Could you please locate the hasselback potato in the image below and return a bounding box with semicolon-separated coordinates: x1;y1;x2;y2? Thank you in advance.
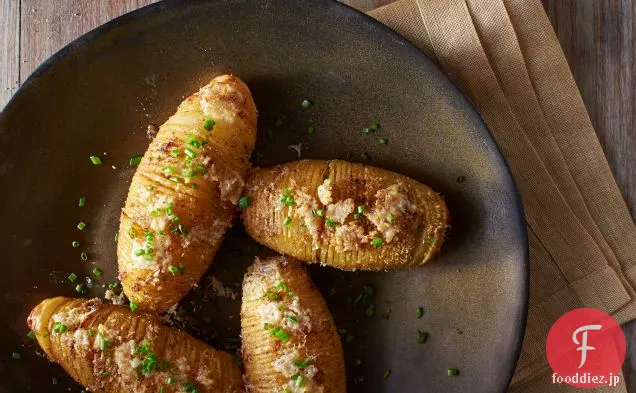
27;297;244;393
118;74;257;312
241;256;345;393
241;160;448;271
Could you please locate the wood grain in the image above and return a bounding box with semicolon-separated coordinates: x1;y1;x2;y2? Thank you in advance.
543;0;636;217
0;0;20;106
19;0;154;81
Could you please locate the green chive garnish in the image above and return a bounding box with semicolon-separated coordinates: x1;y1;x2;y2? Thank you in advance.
300;99;312;109
307;119;315;134
184;148;196;159
72;241;80;248
80;252;88;261
134;249;145;256
418;331;428;344
371;236;383;248
325;218;337;228
27;331;36;340
130;155;143;166
203;118;215;131
89;155;102;165
379;138;389;145
448;368;459;377
456;175;466;183
92;267;103;277
365;303;375;317
75;284;85;293
78;197;86;207
360;152;371;161
11;352;21;360
238;196;250;210
416;307;424;319
130;301;138;313
77;221;86;231
171;149;181;157
283;216;292;226
68;273;78;283
168;265;184;276
53;322;67;333
51;377;58;385
383;369;392;379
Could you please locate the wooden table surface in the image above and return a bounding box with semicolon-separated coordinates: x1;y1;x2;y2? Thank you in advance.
1;0;635;390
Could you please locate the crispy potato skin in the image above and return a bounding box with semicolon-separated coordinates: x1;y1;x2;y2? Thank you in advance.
241;257;345;393
242;160;449;271
118;75;257;312
27;297;244;393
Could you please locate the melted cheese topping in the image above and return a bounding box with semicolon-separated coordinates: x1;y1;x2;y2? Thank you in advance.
317;178;332;205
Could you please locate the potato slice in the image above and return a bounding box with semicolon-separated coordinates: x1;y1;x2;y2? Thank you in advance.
241;256;345;393
118;75;257;312
242;160;448;271
27;297;244;393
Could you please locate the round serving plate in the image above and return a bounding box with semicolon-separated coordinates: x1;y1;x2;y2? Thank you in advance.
0;0;527;392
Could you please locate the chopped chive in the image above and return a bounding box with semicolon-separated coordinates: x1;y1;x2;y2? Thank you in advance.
68;273;78;283
108;282;119;290
315;209;326;217
288;315;298;324
72;241;80;248
448;368;459;377
388;213;395;224
77;221;86;231
80;252;88;261
283;216;292;226
78;197;86;207
362;127;372;135
337;328;348;335
381;308;392;319
360;152;371;161
130;155;143;166
27;331;36;340
129;301;138;313
166;376;175;384
300;99;312;109
365;303;375;317
418;331;428;344
357;205;365;214
85;277;94;288
75;284;85;293
371;236;383;248
354;212;363;220
184;148;196;159
92;267;103;277
134;249;145;256
416;307;424;319
370;121;380;130
52;322;67;333
89;155;102;165
379;138;389;145
171;149;181;157
203;118;216;131
97;334;110;351
168;265;185;276
383;369;392;379
11;352;21;360
295;374;305;388
456;175;466;183
307;119;315;134
325;218;337;228
51;377;57;385
345;334;355;343
238;196;250;210
177;224;189;235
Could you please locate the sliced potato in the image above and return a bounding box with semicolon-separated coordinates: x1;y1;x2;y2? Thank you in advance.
118;75;257;312
27;297;244;393
242;160;448;271
241;256;345;393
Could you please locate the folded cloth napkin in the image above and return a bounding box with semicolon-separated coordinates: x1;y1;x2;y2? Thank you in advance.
367;0;636;391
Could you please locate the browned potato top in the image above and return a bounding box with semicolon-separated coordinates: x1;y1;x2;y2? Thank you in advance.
242;160;449;271
118;74;257;312
27;297;244;393
241;256;345;393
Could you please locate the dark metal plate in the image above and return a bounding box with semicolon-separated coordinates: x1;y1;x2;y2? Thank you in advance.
0;1;528;392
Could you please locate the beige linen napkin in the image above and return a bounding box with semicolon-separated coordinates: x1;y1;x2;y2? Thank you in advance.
368;0;636;391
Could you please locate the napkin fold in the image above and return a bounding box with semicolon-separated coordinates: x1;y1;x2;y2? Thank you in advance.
369;0;636;391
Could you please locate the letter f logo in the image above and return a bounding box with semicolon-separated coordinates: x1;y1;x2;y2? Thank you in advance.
572;325;602;368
